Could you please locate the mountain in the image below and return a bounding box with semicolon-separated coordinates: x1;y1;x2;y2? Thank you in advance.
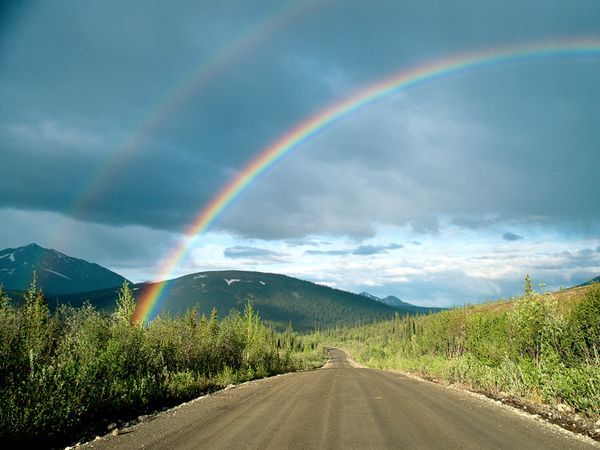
579;275;600;287
0;243;128;295
359;291;443;314
54;270;404;331
359;291;381;302
381;295;408;306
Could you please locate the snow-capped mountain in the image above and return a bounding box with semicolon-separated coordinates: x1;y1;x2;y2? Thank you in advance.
359;291;381;302
0;243;128;295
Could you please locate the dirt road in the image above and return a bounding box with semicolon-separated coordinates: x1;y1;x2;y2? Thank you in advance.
84;348;597;449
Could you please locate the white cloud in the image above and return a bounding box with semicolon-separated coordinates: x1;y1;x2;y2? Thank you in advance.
181;223;599;306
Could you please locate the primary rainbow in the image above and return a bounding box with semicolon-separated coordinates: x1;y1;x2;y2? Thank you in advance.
134;37;600;323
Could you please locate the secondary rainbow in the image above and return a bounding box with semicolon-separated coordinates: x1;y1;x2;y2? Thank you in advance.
51;0;320;256
65;0;318;218
134;37;600;323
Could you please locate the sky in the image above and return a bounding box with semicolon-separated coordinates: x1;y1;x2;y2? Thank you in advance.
1;0;599;307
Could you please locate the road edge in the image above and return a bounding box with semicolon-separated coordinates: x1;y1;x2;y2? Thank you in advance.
72;360;328;449
337;347;600;447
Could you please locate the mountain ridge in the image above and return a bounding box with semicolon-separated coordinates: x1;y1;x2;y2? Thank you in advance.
360;291;443;313
1;244;440;330
53;270;405;331
579;275;600;287
0;243;128;295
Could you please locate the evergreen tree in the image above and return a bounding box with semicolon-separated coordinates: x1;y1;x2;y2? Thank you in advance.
23;270;39;310
524;274;534;297
208;307;219;336
186;304;199;329
23;271;49;323
115;280;136;325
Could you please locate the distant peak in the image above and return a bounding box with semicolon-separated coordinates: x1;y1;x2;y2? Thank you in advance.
359;291;381;300
25;243;42;249
383;295;406;304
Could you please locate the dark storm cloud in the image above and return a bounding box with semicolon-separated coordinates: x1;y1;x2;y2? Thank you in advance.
502;232;523;241
1;0;599;241
0;0;339;232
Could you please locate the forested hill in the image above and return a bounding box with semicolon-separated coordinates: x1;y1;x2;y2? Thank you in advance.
51;270;402;331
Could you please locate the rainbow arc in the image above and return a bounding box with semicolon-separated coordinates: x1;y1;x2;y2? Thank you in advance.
134;38;600;323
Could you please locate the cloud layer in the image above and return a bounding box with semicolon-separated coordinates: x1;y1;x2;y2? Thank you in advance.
2;1;599;239
1;1;598;303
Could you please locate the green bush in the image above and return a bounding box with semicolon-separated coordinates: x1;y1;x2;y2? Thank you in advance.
0;281;324;445
567;283;600;362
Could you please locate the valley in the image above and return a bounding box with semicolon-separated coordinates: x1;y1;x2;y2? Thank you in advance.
0;243;598;446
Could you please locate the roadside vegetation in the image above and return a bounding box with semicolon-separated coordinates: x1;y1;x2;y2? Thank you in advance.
0;276;325;446
321;278;600;419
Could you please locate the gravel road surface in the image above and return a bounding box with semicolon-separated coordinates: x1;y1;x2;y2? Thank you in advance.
83;347;598;449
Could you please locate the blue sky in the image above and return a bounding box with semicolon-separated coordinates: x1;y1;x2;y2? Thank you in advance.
1;1;599;306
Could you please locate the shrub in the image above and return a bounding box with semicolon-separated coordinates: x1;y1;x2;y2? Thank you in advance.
0;279;321;445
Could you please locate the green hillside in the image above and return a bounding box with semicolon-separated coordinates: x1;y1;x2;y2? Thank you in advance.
579;275;600;286
50;270;418;331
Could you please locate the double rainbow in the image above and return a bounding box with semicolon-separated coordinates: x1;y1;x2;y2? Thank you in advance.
134;37;600;323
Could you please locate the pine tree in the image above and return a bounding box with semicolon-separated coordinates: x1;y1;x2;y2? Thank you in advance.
23;271;49;322
23;270;39;310
524;274;534;297
22;272;50;374
115;281;136;325
186;304;199;329
208;307;219;336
